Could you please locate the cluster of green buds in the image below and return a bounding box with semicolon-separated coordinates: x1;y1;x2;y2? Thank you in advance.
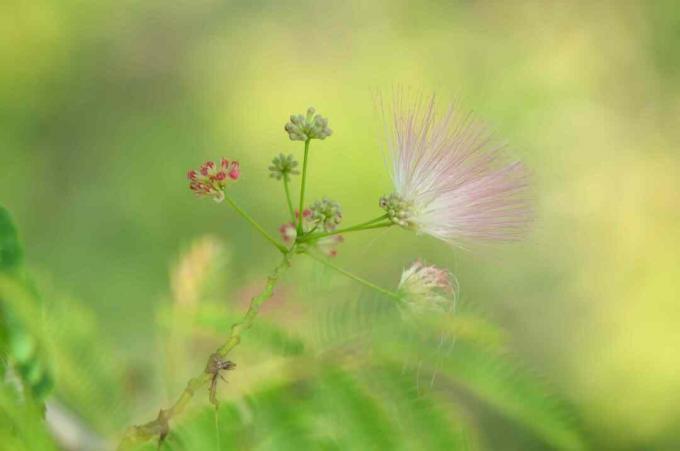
379;193;415;228
268;154;299;180
284;107;332;141
309;198;342;231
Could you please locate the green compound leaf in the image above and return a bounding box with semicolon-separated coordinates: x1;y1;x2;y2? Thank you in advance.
0;205;23;272
0;204;53;402
400;338;586;451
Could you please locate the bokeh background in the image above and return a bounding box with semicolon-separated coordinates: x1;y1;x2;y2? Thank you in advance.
2;0;680;449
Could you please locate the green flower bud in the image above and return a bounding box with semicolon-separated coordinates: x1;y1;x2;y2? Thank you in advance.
284;107;333;141
379;193;415;228
309;197;342;231
269;153;300;180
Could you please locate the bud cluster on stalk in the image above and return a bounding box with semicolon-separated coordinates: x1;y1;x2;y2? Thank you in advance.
379;193;414;228
284;107;332;141
269;154;300;180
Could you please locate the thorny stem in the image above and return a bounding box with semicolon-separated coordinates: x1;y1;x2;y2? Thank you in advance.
224;194;287;253
297;139;311;236
299;215;392;242
118;256;291;450
305;251;402;301
283;175;296;223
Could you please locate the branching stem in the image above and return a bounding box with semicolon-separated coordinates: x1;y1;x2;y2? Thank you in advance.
299;215;392;242
118;256;290;450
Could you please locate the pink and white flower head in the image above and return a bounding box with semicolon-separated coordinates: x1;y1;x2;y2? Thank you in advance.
187;158;240;202
398;260;456;315
380;94;531;247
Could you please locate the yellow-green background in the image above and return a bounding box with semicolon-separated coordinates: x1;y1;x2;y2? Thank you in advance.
2;0;679;449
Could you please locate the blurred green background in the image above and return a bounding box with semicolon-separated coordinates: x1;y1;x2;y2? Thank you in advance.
2;0;680;449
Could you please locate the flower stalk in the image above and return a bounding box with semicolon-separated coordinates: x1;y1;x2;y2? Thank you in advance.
297;139;311;236
283;175;296;222
298;214;391;242
224;194;287;253
305;251;401;301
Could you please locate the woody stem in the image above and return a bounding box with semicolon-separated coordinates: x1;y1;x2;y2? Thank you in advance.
118;256;290;450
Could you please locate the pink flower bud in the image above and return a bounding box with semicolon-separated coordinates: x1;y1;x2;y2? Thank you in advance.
398;260;456;315
187;157;239;202
278;223;297;243
228;162;240;180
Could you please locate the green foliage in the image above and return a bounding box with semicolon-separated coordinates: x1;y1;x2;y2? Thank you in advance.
0;206;23;272
0;224;587;449
0;205;56;448
0;205;53;401
0;384;56;451
127;265;585;450
43;291;131;433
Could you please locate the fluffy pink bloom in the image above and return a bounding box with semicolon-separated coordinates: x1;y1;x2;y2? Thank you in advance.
380;94;531;246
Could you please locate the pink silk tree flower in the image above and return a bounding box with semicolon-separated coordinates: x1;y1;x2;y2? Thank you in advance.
379;94;531;247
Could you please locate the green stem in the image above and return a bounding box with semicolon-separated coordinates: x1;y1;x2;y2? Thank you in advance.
283;175;296;223
343;214;390;230
305;251;401;301
300;216;392;242
297;139;311;236
224;194;286;253
119;256;290;450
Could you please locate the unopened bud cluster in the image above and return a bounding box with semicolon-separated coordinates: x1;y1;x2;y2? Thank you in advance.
379;193;414;228
187;159;240;202
279;208;344;257
269;154;300;180
309;198;342;231
398;260;456;315
284;107;332;141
